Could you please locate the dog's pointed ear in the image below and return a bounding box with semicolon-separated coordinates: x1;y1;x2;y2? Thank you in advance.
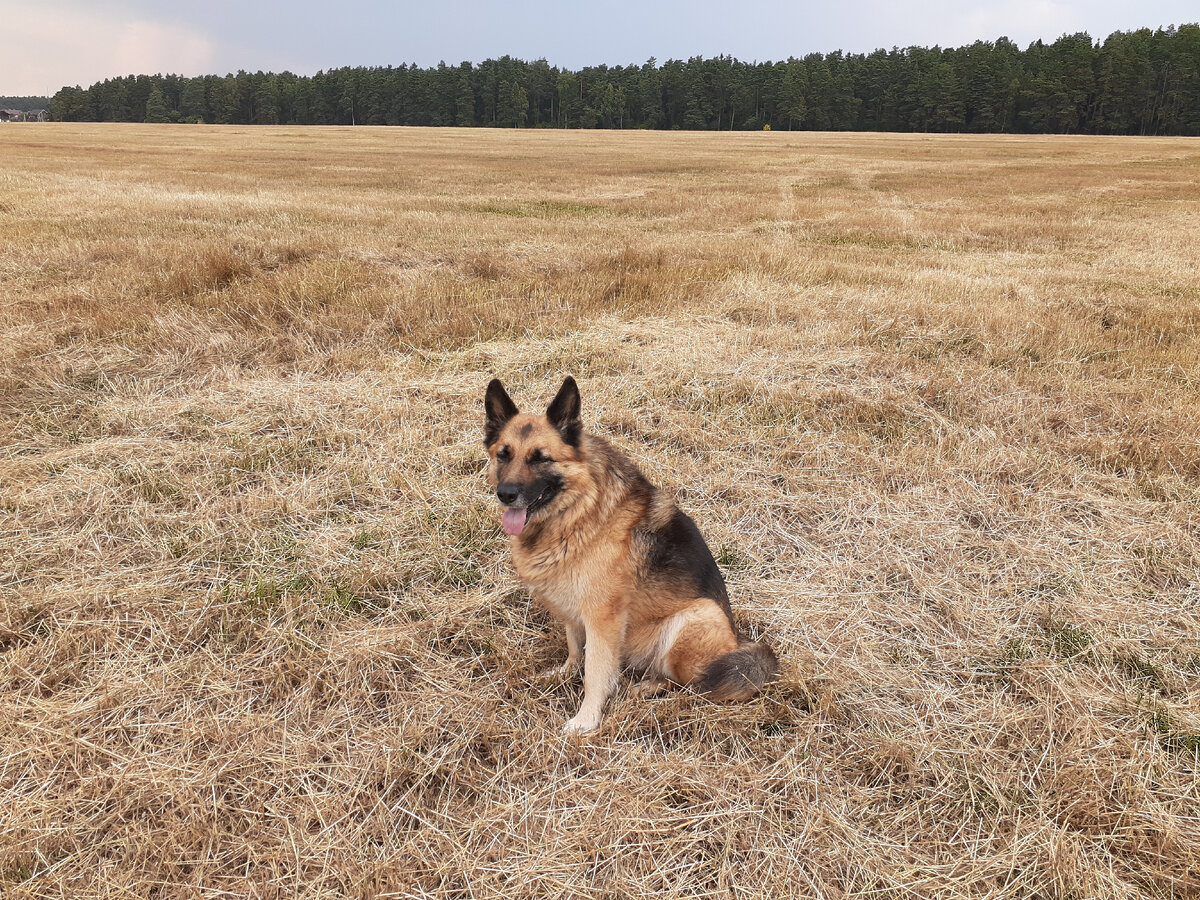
484;379;518;446
546;376;582;446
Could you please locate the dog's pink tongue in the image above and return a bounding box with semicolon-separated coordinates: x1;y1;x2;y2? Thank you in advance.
501;507;527;536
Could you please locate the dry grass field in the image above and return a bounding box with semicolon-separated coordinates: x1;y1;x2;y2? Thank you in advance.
1;123;1199;899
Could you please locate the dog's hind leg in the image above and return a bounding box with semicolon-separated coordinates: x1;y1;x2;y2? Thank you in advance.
662;599;739;686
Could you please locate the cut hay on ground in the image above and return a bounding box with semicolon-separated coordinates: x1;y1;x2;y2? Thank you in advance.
1;125;1198;898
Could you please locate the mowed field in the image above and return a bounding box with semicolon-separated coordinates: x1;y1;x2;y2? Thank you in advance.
1;124;1199;899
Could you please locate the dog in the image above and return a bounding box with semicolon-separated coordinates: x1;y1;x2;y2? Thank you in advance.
484;375;779;733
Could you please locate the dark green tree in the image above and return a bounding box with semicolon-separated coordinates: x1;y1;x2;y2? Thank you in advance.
636;59;664;128
49;86;92;121
779;59;808;129
455;66;475;126
143;84;170;123
254;75;280;124
179;78;207;121
498;80;528;127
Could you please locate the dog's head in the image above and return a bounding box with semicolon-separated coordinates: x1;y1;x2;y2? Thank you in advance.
483;376;583;537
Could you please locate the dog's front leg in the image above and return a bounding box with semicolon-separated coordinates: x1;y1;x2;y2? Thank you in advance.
563;613;622;734
563;621;584;674
537;621;583;682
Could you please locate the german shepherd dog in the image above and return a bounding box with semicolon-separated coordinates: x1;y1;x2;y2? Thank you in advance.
484;376;779;733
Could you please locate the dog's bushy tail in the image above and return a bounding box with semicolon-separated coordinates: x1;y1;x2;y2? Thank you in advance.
695;639;779;702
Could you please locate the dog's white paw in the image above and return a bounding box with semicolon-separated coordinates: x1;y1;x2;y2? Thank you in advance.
562;713;600;734
536;661;580;683
628;678;670;699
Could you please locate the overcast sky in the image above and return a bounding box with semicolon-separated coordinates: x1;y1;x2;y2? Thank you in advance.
3;0;1197;96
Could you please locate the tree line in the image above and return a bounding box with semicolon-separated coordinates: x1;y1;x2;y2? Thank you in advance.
48;25;1200;135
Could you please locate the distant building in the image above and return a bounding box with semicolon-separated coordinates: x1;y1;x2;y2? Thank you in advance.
0;109;48;122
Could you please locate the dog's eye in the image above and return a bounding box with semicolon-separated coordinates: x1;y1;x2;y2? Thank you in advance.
496;445;512;462
528;449;549;464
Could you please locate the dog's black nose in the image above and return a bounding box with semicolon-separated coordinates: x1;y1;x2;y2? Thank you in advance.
497;484;520;505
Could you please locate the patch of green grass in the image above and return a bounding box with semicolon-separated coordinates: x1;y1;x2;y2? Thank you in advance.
113;465;180;503
166;533;192;559
179;408;217;427
791;177;859;191
218;569;385;621
716;543;752;572
755;718;797;737
351;527;385;552
888;645;921;667
322;581;384;617
811;230;920;252
0;859;36;884
473;200;605;218
989;344;1044;369
1147;705;1200;756
22;404;97;445
222;572;312;613
971;637;1034;682
1038;614;1093;660
907;330;985;362
1114;651;1169;693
